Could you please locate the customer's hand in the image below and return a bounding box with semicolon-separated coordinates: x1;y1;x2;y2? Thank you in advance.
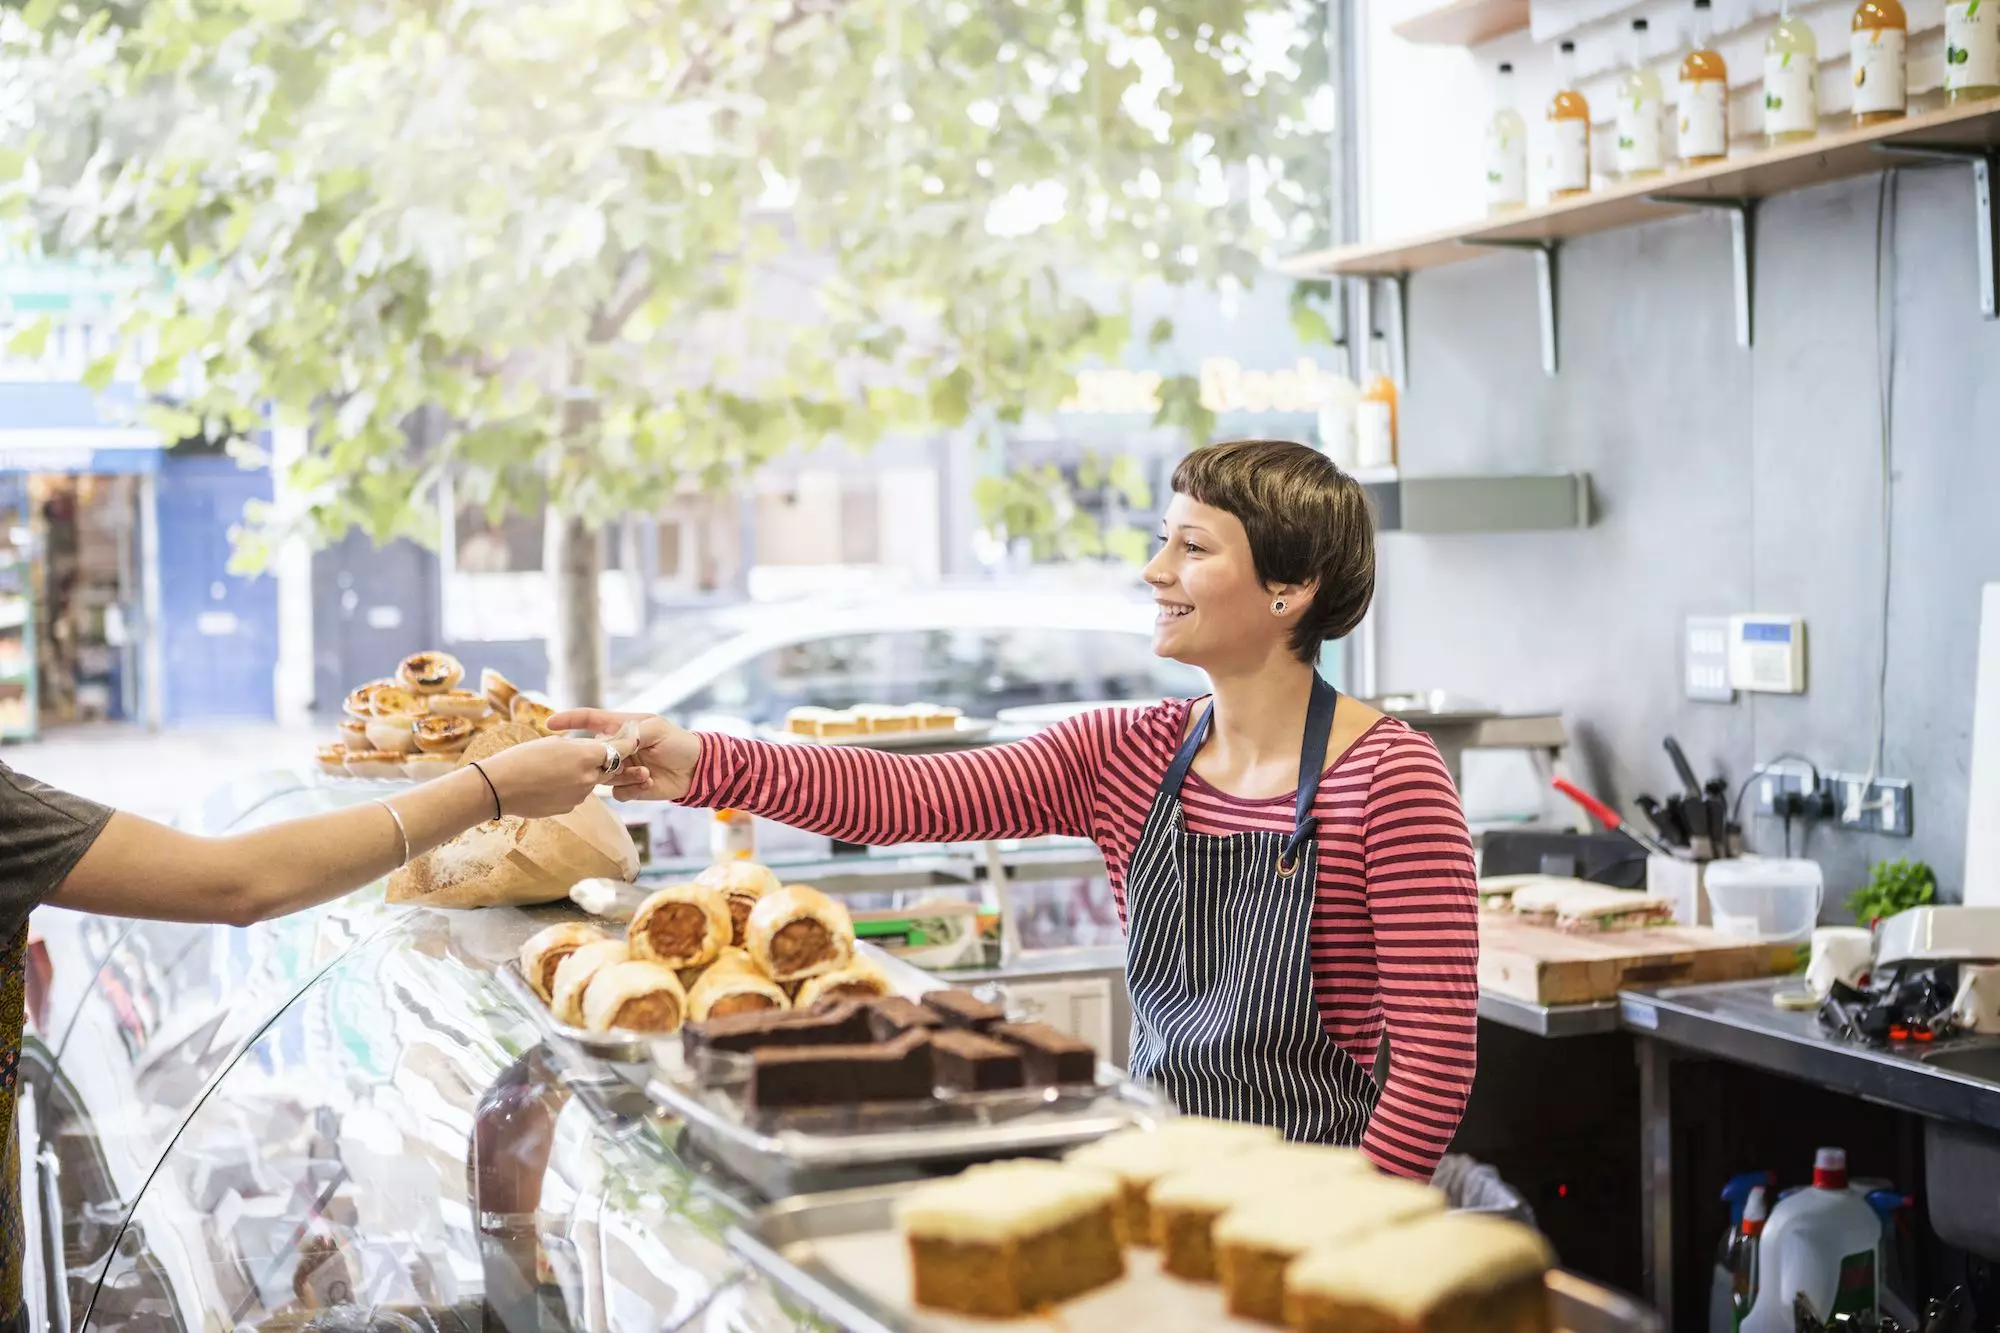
474;734;638;818
545;710;699;803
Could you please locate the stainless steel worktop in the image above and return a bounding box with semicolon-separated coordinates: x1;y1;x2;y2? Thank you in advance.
1620;977;2000;1130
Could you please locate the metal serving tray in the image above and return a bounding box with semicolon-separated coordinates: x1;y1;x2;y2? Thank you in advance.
495;958;656;1064
729;1185;1663;1333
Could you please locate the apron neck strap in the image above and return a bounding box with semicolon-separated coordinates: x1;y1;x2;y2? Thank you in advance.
1158;673;1343;853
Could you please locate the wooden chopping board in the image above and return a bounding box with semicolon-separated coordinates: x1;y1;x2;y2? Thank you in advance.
1479;913;1793;1006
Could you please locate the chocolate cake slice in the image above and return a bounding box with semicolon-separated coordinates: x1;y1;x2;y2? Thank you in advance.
863;994;945;1042
932;1029;1026;1092
992;1021;1097;1085
921;988;1005;1032
748;1030;935;1109
682;998;871;1058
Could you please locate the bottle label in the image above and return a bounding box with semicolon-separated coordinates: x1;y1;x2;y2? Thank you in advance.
1947;1;2000;91
1356;400;1395;470
1850;26;1907;115
1763;50;1819;133
1487;123;1527;207
1616;94;1665;173
1678;79;1729;159
1830;1249;1877;1318
1547;117;1590;193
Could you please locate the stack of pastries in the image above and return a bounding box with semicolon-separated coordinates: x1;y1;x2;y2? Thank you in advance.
317;656;557;782
515;860;890;1035
782;703;961;739
894;1124;1556;1330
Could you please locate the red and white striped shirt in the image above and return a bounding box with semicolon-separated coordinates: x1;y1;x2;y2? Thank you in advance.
684;699;1480;1179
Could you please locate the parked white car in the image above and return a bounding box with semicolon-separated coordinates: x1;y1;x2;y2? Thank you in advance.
613;588;1206;732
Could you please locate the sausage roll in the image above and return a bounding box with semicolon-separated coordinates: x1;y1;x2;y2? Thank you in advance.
581;959;687;1034
746;884;856;982
685;947;792;1022
695;859;784;946
519;922;609;1003
794;955;892;1009
551;938;630;1026
628;882;733;970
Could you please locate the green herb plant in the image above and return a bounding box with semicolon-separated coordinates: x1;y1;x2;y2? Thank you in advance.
1846;858;1938;927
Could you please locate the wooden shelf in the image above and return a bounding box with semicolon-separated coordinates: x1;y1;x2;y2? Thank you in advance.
1390;0;1530;48
1281;99;2000;280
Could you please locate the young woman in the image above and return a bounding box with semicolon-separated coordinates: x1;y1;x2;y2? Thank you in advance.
563;439;1479;1179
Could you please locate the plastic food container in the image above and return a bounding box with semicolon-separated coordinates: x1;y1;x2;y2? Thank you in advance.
1704;857;1824;944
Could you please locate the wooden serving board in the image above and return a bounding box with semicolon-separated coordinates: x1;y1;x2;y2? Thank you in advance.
1479;914;1791;1006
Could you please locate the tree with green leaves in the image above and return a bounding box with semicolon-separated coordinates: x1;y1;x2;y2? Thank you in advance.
1;0;1335;705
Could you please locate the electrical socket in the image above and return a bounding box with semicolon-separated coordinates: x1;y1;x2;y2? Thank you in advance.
1751;767;1911;836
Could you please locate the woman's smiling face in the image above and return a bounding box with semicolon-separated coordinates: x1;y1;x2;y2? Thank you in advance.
1142;492;1306;671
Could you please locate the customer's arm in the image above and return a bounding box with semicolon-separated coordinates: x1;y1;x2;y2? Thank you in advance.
40;734;628;927
552;708;1128;845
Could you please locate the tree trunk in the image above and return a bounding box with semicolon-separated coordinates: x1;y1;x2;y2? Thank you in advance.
545;505;604;708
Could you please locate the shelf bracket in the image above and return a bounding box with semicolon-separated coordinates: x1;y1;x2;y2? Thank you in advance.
1871;143;1999;320
1649;195;1757;347
1463;239;1560;375
1384;271;1411;392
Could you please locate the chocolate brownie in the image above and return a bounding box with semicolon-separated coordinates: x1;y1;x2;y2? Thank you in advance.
864;994;945;1041
682;999;871;1058
921;988;1006;1031
992;1021;1097;1085
748;1030;935;1109
932;1029;1026;1092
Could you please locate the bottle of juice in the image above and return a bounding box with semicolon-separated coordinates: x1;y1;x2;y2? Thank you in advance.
1547;40;1592;199
1945;0;2000;103
1850;0;1908;126
1679;0;1730;165
1765;0;1821;145
1487;61;1529;214
1618;19;1667;178
1357;338;1398;472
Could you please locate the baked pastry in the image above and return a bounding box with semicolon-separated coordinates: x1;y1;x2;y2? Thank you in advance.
398;651;464;695
402;754;455;782
461;721;541;765
1284;1211;1555;1333
365;711;422;754
693;859;783;945
899;1159;1124;1317
519;922;610;1002
480;667;520;716
746;884;855;982
342;680;394;719
550;938;630;1025
992;1020;1095;1084
682;998;873;1058
749;1028;934;1110
784;706;834;736
850;704;915;733
1216;1174;1447;1322
427;688;490;720
932;1030;1025;1091
315;744;351;777
911;703;962;731
510;694;555;734
342;751;406;781
369;686;425;717
1065;1118;1282;1246
580;959;687;1033
922;988;1005;1031
793;956;892;1008
685;947;791;1022
816;710;863;738
628;882;732;970
413;715;474;755
336;717;373;751
865;995;945;1041
1149;1145;1375;1280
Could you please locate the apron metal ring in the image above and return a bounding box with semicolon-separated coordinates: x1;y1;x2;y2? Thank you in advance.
1276;855;1299;878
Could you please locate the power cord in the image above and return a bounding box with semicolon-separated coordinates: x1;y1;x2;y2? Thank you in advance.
1854;167;1900;820
1731;753;1835;857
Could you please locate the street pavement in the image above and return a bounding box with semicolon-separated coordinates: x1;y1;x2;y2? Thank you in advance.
3;722;327;823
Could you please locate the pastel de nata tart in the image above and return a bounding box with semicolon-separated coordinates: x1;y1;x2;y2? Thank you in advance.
413;714;474;755
342;680;395;719
426;688;490;720
402;754;456;782
368;686;426;718
337;718;373;751
510;694;556;734
343;750;406;781
481;667;520;716
398;650;465;695
315;744;351;777
364;711;423;754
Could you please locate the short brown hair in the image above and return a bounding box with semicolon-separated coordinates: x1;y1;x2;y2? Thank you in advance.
1170;439;1375;663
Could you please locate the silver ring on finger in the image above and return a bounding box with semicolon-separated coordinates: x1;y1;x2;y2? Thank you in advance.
600;743;623;776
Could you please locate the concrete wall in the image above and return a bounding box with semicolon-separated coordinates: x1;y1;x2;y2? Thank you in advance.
1383;164;2000;907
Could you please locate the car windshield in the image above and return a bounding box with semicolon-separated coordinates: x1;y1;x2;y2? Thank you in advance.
665;625;1207;727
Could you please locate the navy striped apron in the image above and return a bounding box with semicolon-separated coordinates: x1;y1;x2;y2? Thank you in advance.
1124;673;1381;1144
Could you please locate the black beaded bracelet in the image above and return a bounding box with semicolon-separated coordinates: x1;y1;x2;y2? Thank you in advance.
469;760;503;819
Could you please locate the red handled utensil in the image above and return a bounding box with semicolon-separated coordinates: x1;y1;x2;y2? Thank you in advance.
1552;777;1679;861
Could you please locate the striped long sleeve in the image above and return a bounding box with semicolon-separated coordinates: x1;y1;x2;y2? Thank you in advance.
682;700;1480;1179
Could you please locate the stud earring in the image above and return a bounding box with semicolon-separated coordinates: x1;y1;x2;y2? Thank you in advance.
1271;598;1288;614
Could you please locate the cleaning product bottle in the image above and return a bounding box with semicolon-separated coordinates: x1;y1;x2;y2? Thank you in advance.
1738;1148;1881;1333
1731;1186;1768;1329
1711;1171;1777;1333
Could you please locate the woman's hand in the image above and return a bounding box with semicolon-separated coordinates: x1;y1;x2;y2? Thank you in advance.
545;709;699;802
475;733;640;817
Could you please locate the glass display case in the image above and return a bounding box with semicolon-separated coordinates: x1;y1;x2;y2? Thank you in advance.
23;777;819;1333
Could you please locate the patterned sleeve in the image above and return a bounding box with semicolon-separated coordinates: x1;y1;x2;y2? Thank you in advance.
680;709;1141;846
1355;730;1481;1179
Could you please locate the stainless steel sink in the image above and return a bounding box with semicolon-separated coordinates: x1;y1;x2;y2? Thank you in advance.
1918;1043;2000;1084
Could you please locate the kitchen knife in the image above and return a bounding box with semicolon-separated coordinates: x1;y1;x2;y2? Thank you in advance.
1552;778;1677;860
1663;736;1703;799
